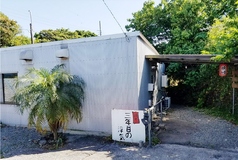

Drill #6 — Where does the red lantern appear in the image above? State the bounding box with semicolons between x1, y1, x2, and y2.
219;64;228;77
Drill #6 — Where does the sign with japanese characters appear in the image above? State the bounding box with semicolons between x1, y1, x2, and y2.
111;109;145;143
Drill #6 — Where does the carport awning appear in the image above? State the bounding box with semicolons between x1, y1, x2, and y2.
146;54;238;64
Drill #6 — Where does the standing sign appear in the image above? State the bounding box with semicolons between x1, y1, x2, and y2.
111;109;145;143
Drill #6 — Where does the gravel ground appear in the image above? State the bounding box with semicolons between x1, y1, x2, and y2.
158;106;238;151
0;126;43;158
1;105;238;159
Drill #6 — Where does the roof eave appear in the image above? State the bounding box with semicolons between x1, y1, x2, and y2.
146;54;238;64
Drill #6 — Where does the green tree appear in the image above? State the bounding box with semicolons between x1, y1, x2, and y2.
13;65;85;140
164;0;207;55
126;0;238;106
75;30;97;38
34;28;97;43
126;0;210;55
164;0;209;94
202;16;238;61
127;0;209;104
126;0;208;80
0;12;21;47
203;0;237;24
198;14;238;118
10;35;31;46
126;0;171;54
126;0;237;58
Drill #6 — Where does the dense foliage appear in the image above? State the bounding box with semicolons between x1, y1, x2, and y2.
9;35;31;46
0;12;31;47
34;28;97;43
126;0;238;119
0;12;97;46
13;65;85;140
202;16;238;62
0;12;19;46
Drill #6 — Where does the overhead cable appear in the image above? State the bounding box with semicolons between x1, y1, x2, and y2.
102;0;130;41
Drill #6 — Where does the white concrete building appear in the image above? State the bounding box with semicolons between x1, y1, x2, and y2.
0;32;163;135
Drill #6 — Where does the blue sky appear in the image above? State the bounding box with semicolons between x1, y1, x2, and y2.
1;0;161;37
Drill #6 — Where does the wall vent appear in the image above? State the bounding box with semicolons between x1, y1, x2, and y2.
19;50;33;61
55;49;69;59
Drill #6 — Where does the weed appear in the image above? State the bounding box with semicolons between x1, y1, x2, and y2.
195;107;238;125
56;138;63;149
152;137;161;145
103;135;114;143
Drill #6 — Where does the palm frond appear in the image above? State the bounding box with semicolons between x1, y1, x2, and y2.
13;65;85;139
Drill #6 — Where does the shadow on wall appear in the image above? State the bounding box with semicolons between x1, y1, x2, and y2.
138;59;151;110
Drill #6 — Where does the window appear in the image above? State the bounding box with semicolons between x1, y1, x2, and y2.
2;73;17;104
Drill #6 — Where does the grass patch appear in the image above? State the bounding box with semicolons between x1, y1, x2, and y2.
194;107;238;125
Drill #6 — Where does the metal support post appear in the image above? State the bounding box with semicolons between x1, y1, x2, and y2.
233;88;235;115
148;109;152;147
160;101;163;122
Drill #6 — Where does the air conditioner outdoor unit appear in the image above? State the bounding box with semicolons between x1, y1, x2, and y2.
163;97;171;109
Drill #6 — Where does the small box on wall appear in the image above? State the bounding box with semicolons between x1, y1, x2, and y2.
162;75;168;88
148;83;154;91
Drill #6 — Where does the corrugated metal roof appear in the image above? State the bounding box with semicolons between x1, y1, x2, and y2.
146;54;238;64
0;31;159;55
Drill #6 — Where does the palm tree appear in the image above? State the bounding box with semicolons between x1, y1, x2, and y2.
13;64;85;140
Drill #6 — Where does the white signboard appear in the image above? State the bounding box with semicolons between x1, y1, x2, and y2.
111;109;145;143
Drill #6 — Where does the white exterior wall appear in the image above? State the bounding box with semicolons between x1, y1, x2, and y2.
0;32;159;134
0;74;2;104
67;36;139;133
0;43;61;127
1;48;29;127
136;37;158;110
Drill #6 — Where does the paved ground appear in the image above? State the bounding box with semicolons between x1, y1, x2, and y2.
2;143;238;160
1;106;238;160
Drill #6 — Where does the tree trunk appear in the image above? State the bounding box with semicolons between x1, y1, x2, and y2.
53;131;58;140
48;121;60;140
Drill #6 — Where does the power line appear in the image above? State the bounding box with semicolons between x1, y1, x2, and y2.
102;0;129;41
2;7;81;31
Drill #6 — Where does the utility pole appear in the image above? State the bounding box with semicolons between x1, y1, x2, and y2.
99;21;102;36
28;10;34;44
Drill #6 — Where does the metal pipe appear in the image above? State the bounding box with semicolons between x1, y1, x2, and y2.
160;101;163;122
148;109;152;147
233;88;235;115
147;97;164;147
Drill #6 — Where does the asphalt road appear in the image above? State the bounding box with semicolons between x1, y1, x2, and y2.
3;142;238;160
